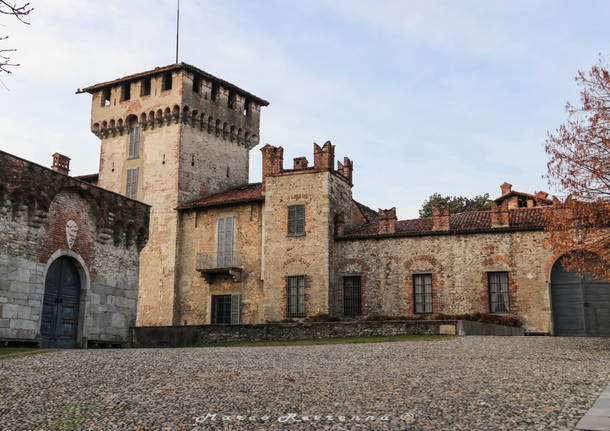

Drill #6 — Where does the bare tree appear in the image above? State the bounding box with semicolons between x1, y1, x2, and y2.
544;55;610;279
0;1;33;74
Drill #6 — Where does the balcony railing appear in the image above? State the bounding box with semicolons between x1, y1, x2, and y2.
196;252;242;283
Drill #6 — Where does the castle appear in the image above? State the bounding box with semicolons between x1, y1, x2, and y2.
0;62;608;347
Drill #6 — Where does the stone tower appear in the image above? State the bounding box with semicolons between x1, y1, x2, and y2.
81;63;269;325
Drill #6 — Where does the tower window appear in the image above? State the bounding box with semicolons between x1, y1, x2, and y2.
101;88;111;107
126;168;139;199
211;82;219;101
244;99;251;116
128;124;140;159
228;91;235;109
192;74;201;94
141;77;151;96
288;204;305;236
121;83;131;101
162;71;173;91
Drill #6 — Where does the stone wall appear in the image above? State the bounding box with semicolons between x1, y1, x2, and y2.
175;202;264;325
333;230;554;333
130;319;524;348
0;151;149;346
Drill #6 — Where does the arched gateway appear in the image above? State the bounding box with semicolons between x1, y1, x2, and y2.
550;256;610;337
41;257;82;348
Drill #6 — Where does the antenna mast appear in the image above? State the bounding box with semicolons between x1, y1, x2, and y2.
175;0;180;63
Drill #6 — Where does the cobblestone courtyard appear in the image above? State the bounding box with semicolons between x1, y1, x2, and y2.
1;337;610;431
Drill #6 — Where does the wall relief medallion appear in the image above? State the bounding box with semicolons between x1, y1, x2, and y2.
66;220;78;249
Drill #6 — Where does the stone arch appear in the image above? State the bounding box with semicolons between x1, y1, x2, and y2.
215;119;221;137
222;122;229;140
207;117;214;134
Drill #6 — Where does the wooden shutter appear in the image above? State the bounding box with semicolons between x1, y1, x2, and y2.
217;218;225;267
230;294;241;324
296;205;305;235
217;217;235;267
126;168;139;199
129;126;140;158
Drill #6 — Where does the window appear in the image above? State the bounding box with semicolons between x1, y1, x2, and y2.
488;272;510;313
141;77;151;96
211;82;219;101
125;168;139;199
192;74;201;93
288;205;305;236
343;276;361;316
162;71;172;91
211;294;241;324
101;88;111;106
243;99;251;116
228;91;235;109
128;125;140;159
121;83;131;101
217;217;234;268
286;276;305;317
413;274;433;314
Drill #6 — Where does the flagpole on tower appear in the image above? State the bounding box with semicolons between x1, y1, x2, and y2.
175;0;180;64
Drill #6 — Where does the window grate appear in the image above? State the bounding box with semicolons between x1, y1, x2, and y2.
488;272;510;313
286;275;305;317
413;274;433;314
343;276;361;316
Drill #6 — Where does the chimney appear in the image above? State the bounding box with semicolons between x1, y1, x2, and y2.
378;207;397;234
431;206;450;231
535;191;549;200
293;157;308;170
313;141;335;170
500;182;512;196
260;144;283;180
490;201;509;228
51;153;70;175
337;157;353;184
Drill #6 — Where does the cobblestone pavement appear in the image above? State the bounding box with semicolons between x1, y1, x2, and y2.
1;336;609;431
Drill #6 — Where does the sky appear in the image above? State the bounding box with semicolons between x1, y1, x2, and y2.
1;0;608;219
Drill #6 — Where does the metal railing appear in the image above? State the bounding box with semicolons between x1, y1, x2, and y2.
196;252;242;270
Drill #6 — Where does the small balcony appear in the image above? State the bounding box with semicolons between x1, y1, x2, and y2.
196;252;242;283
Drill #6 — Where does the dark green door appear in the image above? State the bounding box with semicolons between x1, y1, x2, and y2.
41;257;81;348
551;257;610;337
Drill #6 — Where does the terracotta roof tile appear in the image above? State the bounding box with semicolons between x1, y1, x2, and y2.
342;207;546;238
178;183;263;210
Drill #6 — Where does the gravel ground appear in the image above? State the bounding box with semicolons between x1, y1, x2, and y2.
1;336;610;431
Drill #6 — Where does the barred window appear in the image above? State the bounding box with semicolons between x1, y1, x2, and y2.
211;294;241;324
488;272;510;313
125;168;139;199
128;125;140;159
288;205;305;236
343;276;361;316
413;274;433;314
286;276;305;317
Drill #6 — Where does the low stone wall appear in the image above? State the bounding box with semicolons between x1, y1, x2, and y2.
130;320;523;348
457;320;524;336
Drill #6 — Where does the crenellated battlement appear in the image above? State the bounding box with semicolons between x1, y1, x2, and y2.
260;141;354;185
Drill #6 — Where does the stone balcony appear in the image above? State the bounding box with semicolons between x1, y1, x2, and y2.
196;252;242;283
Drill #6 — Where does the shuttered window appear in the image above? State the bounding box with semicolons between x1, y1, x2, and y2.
128;125;140;159
287;205;305;236
125;168;139;199
211;294;241;324
413;274;433;314
286;276;305;317
488;272;510;313
217;217;235;267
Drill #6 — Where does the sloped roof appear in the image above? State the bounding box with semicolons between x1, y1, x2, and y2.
79;62;269;106
494;190;553;206
353;200;379;223
178;183;263;210
341;207;546;238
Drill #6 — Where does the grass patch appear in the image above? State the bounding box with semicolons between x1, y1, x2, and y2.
192;334;453;348
0;347;55;360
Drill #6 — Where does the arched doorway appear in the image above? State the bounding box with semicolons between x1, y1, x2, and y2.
41;257;82;348
550;256;610;337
